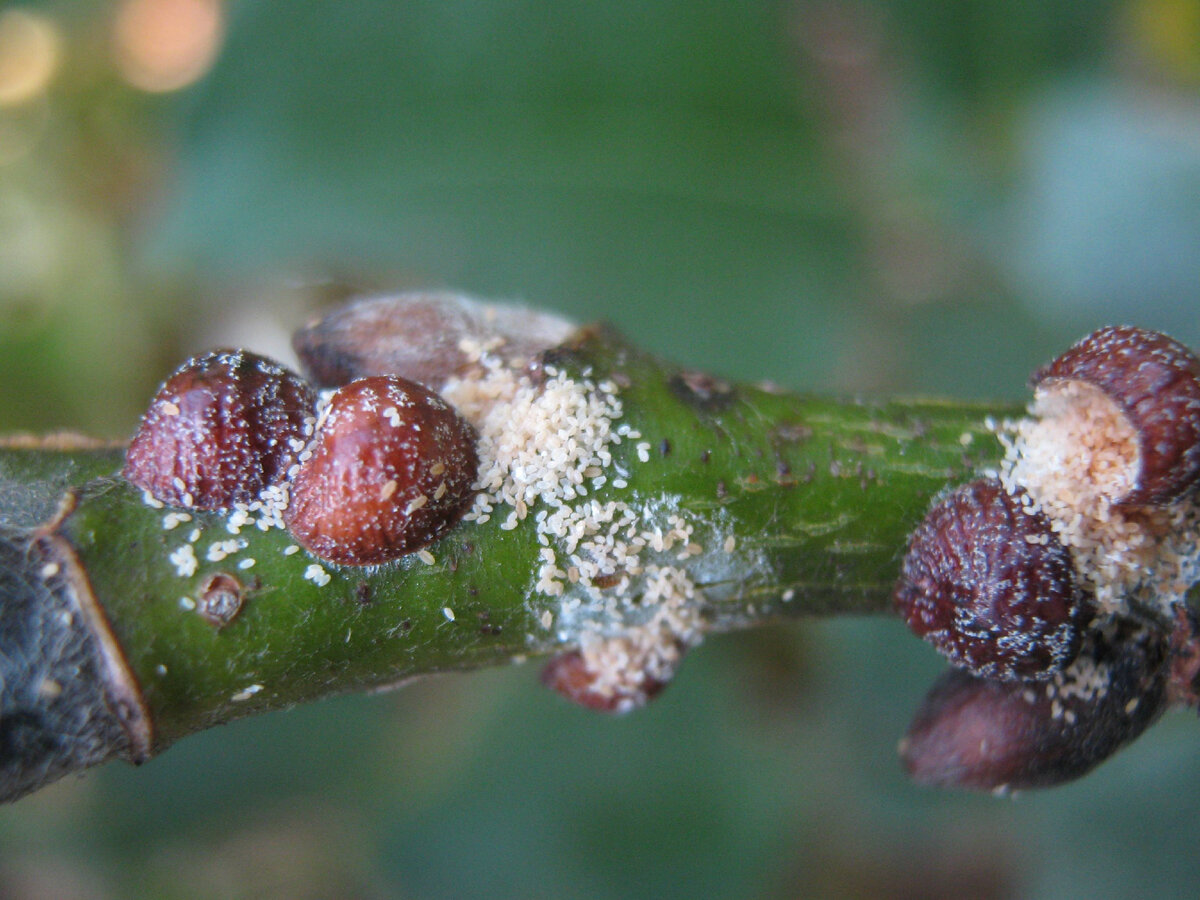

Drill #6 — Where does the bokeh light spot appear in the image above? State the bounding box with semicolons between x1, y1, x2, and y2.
112;0;224;93
0;9;62;108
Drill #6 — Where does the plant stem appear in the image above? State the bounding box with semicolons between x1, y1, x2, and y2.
0;326;1019;802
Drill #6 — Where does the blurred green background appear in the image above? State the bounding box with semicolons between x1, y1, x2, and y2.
2;0;1200;897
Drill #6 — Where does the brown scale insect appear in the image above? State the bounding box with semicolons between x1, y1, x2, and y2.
1031;325;1200;506
900;623;1167;791
124;350;316;510
284;375;478;566
292;292;575;389
540;649;669;714
893;477;1094;682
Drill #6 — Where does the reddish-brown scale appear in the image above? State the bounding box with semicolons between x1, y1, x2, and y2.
283;375;478;566
540;650;668;714
894;477;1093;681
900;624;1167;791
1032;325;1200;506
123;350;316;509
292;292;575;388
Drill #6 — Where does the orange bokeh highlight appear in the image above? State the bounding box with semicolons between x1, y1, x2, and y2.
112;0;224;93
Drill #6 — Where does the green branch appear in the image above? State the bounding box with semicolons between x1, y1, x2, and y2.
0;324;1017;802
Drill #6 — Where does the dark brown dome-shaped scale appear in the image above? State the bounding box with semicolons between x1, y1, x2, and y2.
900;623;1167;791
894;477;1093;682
123;350;316;510
1032;325;1200;507
284;375;478;565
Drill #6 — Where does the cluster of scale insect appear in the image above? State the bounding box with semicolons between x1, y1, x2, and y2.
126;348;481;572
895;325;1200;790
128;295;720;714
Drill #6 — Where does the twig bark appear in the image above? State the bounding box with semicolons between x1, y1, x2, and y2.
0;324;1017;802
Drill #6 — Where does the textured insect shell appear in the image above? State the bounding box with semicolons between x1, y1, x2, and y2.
123;349;316;509
901;624;1167;791
894;478;1092;681
284;376;478;566
1032;325;1200;506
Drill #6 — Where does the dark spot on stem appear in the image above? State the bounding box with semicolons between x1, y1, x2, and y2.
669;370;736;412
774;422;813;444
0;711;58;764
528;346;587;384
198;572;244;629
775;457;792;482
354;582;372;606
659;438;672;457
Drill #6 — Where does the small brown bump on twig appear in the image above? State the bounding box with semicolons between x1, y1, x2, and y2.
668;370;736;411
540;650;669;714
197;572;245;629
589;572;624;590
354;581;373;606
